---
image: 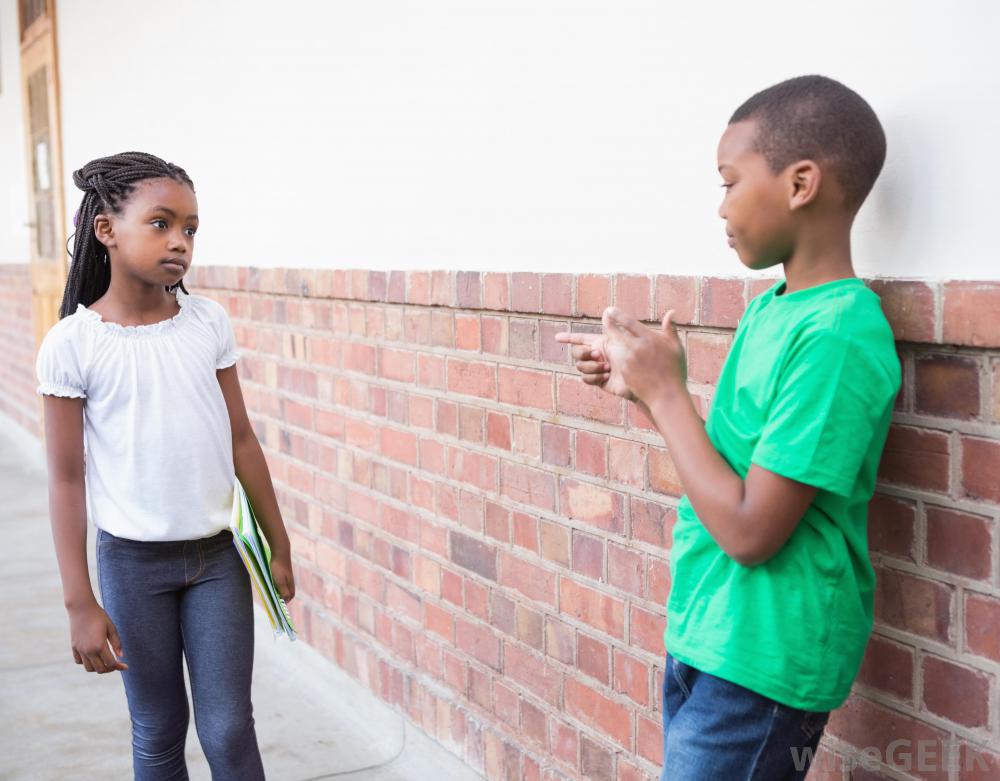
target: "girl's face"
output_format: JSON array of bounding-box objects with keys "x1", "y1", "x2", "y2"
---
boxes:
[{"x1": 96, "y1": 178, "x2": 199, "y2": 289}]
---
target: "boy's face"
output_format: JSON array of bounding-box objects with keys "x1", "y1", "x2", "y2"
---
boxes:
[{"x1": 717, "y1": 120, "x2": 792, "y2": 270}]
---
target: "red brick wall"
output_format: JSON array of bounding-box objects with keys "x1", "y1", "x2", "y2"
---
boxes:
[
  {"x1": 3, "y1": 263, "x2": 998, "y2": 779},
  {"x1": 0, "y1": 264, "x2": 41, "y2": 438}
]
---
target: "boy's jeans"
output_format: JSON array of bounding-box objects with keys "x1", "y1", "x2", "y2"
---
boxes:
[
  {"x1": 97, "y1": 528, "x2": 265, "y2": 781},
  {"x1": 661, "y1": 653, "x2": 829, "y2": 781}
]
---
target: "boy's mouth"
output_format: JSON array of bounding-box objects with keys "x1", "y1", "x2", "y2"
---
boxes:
[{"x1": 161, "y1": 258, "x2": 187, "y2": 273}]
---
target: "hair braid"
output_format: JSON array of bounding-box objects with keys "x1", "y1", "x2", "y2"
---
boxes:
[{"x1": 59, "y1": 152, "x2": 195, "y2": 318}]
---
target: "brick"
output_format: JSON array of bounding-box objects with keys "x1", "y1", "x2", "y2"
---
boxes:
[
  {"x1": 343, "y1": 342, "x2": 377, "y2": 373},
  {"x1": 520, "y1": 699, "x2": 548, "y2": 749},
  {"x1": 943, "y1": 281, "x2": 1000, "y2": 348},
  {"x1": 873, "y1": 567, "x2": 953, "y2": 644},
  {"x1": 556, "y1": 374, "x2": 624, "y2": 426},
  {"x1": 701, "y1": 277, "x2": 745, "y2": 328},
  {"x1": 577, "y1": 274, "x2": 612, "y2": 318},
  {"x1": 551, "y1": 719, "x2": 578, "y2": 768},
  {"x1": 503, "y1": 419, "x2": 537, "y2": 461},
  {"x1": 560, "y1": 578, "x2": 625, "y2": 639},
  {"x1": 914, "y1": 354, "x2": 981, "y2": 419},
  {"x1": 572, "y1": 532, "x2": 604, "y2": 580},
  {"x1": 572, "y1": 432, "x2": 605, "y2": 479},
  {"x1": 511, "y1": 272, "x2": 541, "y2": 313},
  {"x1": 629, "y1": 604, "x2": 665, "y2": 655},
  {"x1": 501, "y1": 462, "x2": 556, "y2": 512},
  {"x1": 925, "y1": 505, "x2": 993, "y2": 580},
  {"x1": 654, "y1": 275, "x2": 698, "y2": 325},
  {"x1": 380, "y1": 427, "x2": 418, "y2": 466},
  {"x1": 516, "y1": 604, "x2": 544, "y2": 649},
  {"x1": 609, "y1": 438, "x2": 646, "y2": 488},
  {"x1": 869, "y1": 279, "x2": 936, "y2": 343},
  {"x1": 481, "y1": 316, "x2": 508, "y2": 356},
  {"x1": 539, "y1": 520, "x2": 570, "y2": 567},
  {"x1": 993, "y1": 360, "x2": 1000, "y2": 421},
  {"x1": 505, "y1": 643, "x2": 560, "y2": 705},
  {"x1": 637, "y1": 713, "x2": 663, "y2": 766},
  {"x1": 614, "y1": 274, "x2": 653, "y2": 321},
  {"x1": 961, "y1": 436, "x2": 1000, "y2": 503},
  {"x1": 430, "y1": 310, "x2": 455, "y2": 348},
  {"x1": 455, "y1": 313, "x2": 481, "y2": 351},
  {"x1": 455, "y1": 617, "x2": 500, "y2": 670},
  {"x1": 509, "y1": 317, "x2": 538, "y2": 360},
  {"x1": 565, "y1": 677, "x2": 632, "y2": 748},
  {"x1": 484, "y1": 273, "x2": 509, "y2": 311},
  {"x1": 418, "y1": 353, "x2": 446, "y2": 390},
  {"x1": 959, "y1": 743, "x2": 1000, "y2": 780},
  {"x1": 451, "y1": 532, "x2": 498, "y2": 581},
  {"x1": 877, "y1": 425, "x2": 951, "y2": 493},
  {"x1": 465, "y1": 578, "x2": 490, "y2": 620},
  {"x1": 456, "y1": 271, "x2": 482, "y2": 308},
  {"x1": 647, "y1": 557, "x2": 670, "y2": 604},
  {"x1": 857, "y1": 635, "x2": 914, "y2": 701},
  {"x1": 577, "y1": 634, "x2": 611, "y2": 685},
  {"x1": 649, "y1": 447, "x2": 684, "y2": 497},
  {"x1": 921, "y1": 655, "x2": 992, "y2": 728},
  {"x1": 448, "y1": 448, "x2": 498, "y2": 492},
  {"x1": 499, "y1": 551, "x2": 557, "y2": 606},
  {"x1": 541, "y1": 424, "x2": 572, "y2": 467},
  {"x1": 494, "y1": 681, "x2": 519, "y2": 727},
  {"x1": 499, "y1": 366, "x2": 553, "y2": 411},
  {"x1": 458, "y1": 404, "x2": 484, "y2": 444},
  {"x1": 541, "y1": 274, "x2": 573, "y2": 316},
  {"x1": 431, "y1": 270, "x2": 452, "y2": 306},
  {"x1": 539, "y1": 320, "x2": 570, "y2": 365},
  {"x1": 447, "y1": 359, "x2": 497, "y2": 400},
  {"x1": 579, "y1": 734, "x2": 613, "y2": 779},
  {"x1": 512, "y1": 511, "x2": 538, "y2": 552},
  {"x1": 631, "y1": 497, "x2": 675, "y2": 549},
  {"x1": 686, "y1": 332, "x2": 731, "y2": 385},
  {"x1": 826, "y1": 696, "x2": 950, "y2": 781},
  {"x1": 965, "y1": 593, "x2": 1000, "y2": 663},
  {"x1": 867, "y1": 494, "x2": 916, "y2": 561},
  {"x1": 486, "y1": 412, "x2": 511, "y2": 451},
  {"x1": 560, "y1": 479, "x2": 625, "y2": 534},
  {"x1": 608, "y1": 543, "x2": 644, "y2": 597},
  {"x1": 613, "y1": 649, "x2": 649, "y2": 706}
]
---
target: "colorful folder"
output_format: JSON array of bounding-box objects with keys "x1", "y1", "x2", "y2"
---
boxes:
[{"x1": 230, "y1": 477, "x2": 297, "y2": 640}]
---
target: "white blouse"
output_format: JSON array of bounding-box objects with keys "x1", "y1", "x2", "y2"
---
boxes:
[{"x1": 36, "y1": 290, "x2": 239, "y2": 542}]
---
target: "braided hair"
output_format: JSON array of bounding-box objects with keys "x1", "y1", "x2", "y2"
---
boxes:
[{"x1": 59, "y1": 152, "x2": 195, "y2": 318}]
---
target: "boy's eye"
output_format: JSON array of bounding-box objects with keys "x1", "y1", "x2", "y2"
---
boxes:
[
  {"x1": 185, "y1": 227, "x2": 197, "y2": 237},
  {"x1": 151, "y1": 219, "x2": 167, "y2": 229}
]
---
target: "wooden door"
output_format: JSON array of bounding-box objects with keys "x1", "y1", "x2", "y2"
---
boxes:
[{"x1": 19, "y1": 0, "x2": 67, "y2": 346}]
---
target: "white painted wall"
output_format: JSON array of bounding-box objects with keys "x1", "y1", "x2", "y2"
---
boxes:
[
  {"x1": 0, "y1": 0, "x2": 30, "y2": 263},
  {"x1": 9, "y1": 0, "x2": 1000, "y2": 278}
]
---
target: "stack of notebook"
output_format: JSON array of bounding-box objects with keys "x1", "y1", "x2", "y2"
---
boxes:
[{"x1": 230, "y1": 477, "x2": 297, "y2": 640}]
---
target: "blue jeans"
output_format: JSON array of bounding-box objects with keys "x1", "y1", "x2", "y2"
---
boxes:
[
  {"x1": 97, "y1": 528, "x2": 265, "y2": 781},
  {"x1": 660, "y1": 654, "x2": 829, "y2": 781}
]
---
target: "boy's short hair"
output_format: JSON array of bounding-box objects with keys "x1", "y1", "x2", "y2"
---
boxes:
[{"x1": 730, "y1": 75, "x2": 886, "y2": 212}]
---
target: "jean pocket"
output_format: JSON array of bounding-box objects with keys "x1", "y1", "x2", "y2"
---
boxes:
[
  {"x1": 671, "y1": 656, "x2": 695, "y2": 698},
  {"x1": 799, "y1": 709, "x2": 829, "y2": 741}
]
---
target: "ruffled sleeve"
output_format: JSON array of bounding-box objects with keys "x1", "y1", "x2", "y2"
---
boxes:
[{"x1": 36, "y1": 317, "x2": 87, "y2": 398}]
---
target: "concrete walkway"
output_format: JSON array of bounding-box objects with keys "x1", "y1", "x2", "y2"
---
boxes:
[{"x1": 0, "y1": 417, "x2": 483, "y2": 781}]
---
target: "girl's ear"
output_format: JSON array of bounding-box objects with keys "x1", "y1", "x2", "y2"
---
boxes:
[
  {"x1": 93, "y1": 213, "x2": 115, "y2": 249},
  {"x1": 788, "y1": 160, "x2": 822, "y2": 211}
]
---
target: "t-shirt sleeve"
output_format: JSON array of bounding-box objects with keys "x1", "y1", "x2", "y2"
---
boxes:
[
  {"x1": 750, "y1": 329, "x2": 894, "y2": 497},
  {"x1": 211, "y1": 300, "x2": 240, "y2": 369},
  {"x1": 36, "y1": 323, "x2": 87, "y2": 398}
]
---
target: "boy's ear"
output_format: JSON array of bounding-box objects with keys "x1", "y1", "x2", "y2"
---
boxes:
[
  {"x1": 787, "y1": 160, "x2": 822, "y2": 211},
  {"x1": 93, "y1": 213, "x2": 115, "y2": 249}
]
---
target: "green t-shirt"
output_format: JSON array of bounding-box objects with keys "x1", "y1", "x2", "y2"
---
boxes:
[{"x1": 665, "y1": 277, "x2": 901, "y2": 712}]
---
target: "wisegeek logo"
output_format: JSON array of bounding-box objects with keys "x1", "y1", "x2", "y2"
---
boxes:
[{"x1": 791, "y1": 740, "x2": 990, "y2": 773}]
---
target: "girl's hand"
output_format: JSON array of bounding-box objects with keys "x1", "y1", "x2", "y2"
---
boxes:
[
  {"x1": 271, "y1": 552, "x2": 296, "y2": 603},
  {"x1": 601, "y1": 308, "x2": 687, "y2": 406},
  {"x1": 553, "y1": 330, "x2": 636, "y2": 400},
  {"x1": 67, "y1": 601, "x2": 127, "y2": 673}
]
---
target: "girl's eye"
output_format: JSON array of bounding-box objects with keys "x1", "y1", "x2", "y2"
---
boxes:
[
  {"x1": 185, "y1": 228, "x2": 197, "y2": 237},
  {"x1": 151, "y1": 219, "x2": 167, "y2": 229},
  {"x1": 720, "y1": 183, "x2": 734, "y2": 190}
]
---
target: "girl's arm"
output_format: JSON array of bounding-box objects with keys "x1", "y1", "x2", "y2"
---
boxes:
[
  {"x1": 217, "y1": 365, "x2": 295, "y2": 601},
  {"x1": 43, "y1": 396, "x2": 126, "y2": 673}
]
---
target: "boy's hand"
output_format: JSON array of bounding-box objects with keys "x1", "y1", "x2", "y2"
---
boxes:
[
  {"x1": 553, "y1": 330, "x2": 635, "y2": 400},
  {"x1": 67, "y1": 601, "x2": 127, "y2": 674},
  {"x1": 270, "y1": 551, "x2": 296, "y2": 603},
  {"x1": 601, "y1": 307, "x2": 687, "y2": 406}
]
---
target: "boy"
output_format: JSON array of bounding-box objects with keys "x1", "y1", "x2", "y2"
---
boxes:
[{"x1": 556, "y1": 76, "x2": 900, "y2": 780}]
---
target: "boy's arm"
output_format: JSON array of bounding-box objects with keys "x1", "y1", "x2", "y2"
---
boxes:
[
  {"x1": 217, "y1": 365, "x2": 295, "y2": 600},
  {"x1": 558, "y1": 310, "x2": 817, "y2": 567}
]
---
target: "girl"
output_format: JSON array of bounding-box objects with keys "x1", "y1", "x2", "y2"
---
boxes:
[{"x1": 36, "y1": 152, "x2": 295, "y2": 780}]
